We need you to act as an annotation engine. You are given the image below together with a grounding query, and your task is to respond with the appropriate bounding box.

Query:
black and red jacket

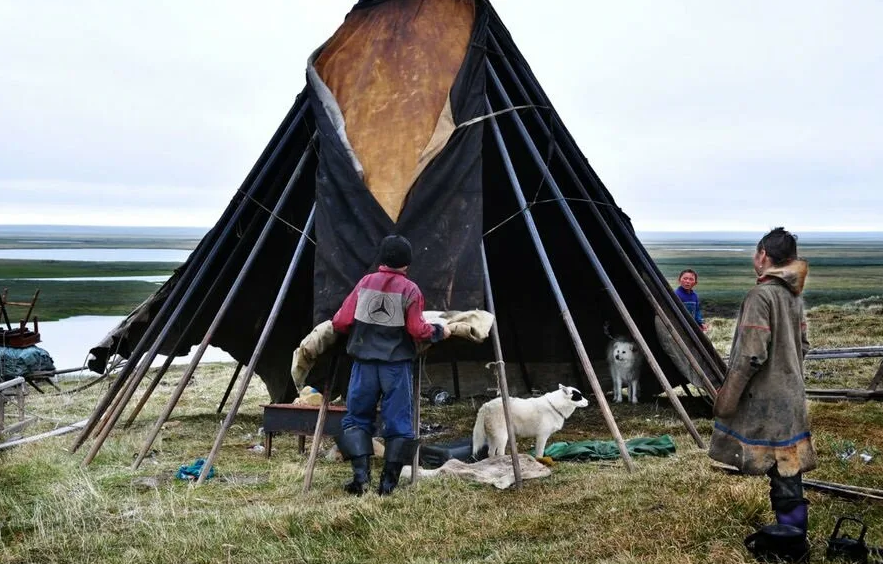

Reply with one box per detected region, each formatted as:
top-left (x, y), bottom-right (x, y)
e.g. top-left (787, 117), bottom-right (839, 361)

top-left (331, 266), bottom-right (444, 362)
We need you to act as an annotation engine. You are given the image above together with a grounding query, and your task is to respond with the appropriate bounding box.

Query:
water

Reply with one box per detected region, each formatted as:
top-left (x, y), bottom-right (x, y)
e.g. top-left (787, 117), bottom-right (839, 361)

top-left (0, 248), bottom-right (191, 262)
top-left (15, 276), bottom-right (170, 282)
top-left (31, 316), bottom-right (234, 375)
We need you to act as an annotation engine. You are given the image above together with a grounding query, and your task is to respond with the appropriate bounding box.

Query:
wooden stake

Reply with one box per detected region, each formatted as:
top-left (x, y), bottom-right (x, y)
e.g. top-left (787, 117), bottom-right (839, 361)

top-left (481, 243), bottom-right (522, 488)
top-left (302, 358), bottom-right (338, 493)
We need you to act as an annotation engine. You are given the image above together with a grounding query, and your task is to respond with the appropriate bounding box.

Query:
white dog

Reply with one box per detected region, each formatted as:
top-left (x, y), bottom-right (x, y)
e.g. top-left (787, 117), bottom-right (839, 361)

top-left (472, 384), bottom-right (589, 459)
top-left (608, 339), bottom-right (644, 403)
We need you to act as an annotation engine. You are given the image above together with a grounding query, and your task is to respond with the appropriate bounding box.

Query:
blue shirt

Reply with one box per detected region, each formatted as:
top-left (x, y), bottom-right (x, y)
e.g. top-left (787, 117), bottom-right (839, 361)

top-left (675, 286), bottom-right (704, 325)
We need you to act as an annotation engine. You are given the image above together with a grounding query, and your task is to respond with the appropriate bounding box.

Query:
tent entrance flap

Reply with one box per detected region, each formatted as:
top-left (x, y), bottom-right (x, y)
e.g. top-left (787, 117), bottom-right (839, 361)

top-left (313, 0), bottom-right (475, 222)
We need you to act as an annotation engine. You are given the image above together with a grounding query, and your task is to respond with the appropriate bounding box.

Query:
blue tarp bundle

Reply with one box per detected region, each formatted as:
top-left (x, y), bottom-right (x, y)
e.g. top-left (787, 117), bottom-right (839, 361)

top-left (0, 345), bottom-right (55, 380)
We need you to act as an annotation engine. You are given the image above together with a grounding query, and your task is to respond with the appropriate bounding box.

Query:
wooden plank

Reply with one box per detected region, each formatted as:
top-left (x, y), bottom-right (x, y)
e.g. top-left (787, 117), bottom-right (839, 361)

top-left (0, 419), bottom-right (87, 450)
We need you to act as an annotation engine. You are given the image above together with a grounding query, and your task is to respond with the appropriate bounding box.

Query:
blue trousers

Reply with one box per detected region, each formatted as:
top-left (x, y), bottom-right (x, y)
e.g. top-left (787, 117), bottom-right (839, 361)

top-left (341, 360), bottom-right (414, 439)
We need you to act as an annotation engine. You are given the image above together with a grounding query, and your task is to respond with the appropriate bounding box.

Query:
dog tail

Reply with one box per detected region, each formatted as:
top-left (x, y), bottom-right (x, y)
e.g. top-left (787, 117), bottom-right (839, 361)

top-left (472, 406), bottom-right (487, 455)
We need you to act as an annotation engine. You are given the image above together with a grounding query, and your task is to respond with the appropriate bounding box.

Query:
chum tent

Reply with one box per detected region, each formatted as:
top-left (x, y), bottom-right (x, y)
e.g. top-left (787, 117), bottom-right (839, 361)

top-left (75, 0), bottom-right (727, 475)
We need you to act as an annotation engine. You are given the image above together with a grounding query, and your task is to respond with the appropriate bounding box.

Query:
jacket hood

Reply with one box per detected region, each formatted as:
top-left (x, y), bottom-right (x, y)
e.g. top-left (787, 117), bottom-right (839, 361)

top-left (758, 259), bottom-right (809, 295)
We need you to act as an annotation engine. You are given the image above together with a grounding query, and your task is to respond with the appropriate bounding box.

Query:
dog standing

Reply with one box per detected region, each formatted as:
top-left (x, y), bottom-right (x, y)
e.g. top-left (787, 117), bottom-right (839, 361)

top-left (608, 339), bottom-right (644, 403)
top-left (472, 384), bottom-right (589, 459)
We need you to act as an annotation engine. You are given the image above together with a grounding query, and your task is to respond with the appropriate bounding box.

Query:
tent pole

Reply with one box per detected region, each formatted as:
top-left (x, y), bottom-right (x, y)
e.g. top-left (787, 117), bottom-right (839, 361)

top-left (132, 148), bottom-right (317, 470)
top-left (302, 356), bottom-right (338, 493)
top-left (217, 363), bottom-right (245, 414)
top-left (95, 355), bottom-right (175, 436)
top-left (480, 242), bottom-right (523, 488)
top-left (72, 100), bottom-right (310, 454)
top-left (97, 193), bottom-right (275, 438)
top-left (485, 105), bottom-right (636, 472)
top-left (121, 170), bottom-right (304, 430)
top-left (486, 35), bottom-right (726, 382)
top-left (195, 206), bottom-right (317, 482)
top-left (484, 84), bottom-right (706, 449)
top-left (411, 355), bottom-right (423, 485)
top-left (484, 47), bottom-right (719, 398)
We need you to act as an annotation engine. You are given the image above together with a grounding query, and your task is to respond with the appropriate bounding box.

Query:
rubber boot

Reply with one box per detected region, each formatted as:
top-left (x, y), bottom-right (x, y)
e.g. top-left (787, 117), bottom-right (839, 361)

top-left (335, 427), bottom-right (374, 496)
top-left (776, 499), bottom-right (809, 532)
top-left (378, 437), bottom-right (419, 496)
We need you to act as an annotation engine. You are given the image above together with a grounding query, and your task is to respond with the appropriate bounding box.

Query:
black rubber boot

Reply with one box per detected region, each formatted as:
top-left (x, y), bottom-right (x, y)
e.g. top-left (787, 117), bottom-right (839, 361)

top-left (378, 437), bottom-right (419, 496)
top-left (335, 427), bottom-right (374, 496)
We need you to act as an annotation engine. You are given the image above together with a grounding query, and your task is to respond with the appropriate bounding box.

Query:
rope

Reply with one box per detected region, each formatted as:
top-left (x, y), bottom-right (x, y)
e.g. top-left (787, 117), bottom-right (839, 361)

top-left (233, 133), bottom-right (318, 245)
top-left (483, 196), bottom-right (616, 238)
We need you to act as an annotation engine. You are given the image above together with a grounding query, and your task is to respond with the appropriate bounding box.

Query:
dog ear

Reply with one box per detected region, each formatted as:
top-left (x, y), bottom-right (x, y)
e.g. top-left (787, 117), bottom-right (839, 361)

top-left (630, 344), bottom-right (636, 352)
top-left (558, 383), bottom-right (566, 392)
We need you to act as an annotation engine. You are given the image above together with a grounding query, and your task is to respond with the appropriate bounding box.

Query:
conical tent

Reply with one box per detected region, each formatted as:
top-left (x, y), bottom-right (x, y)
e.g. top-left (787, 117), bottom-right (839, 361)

top-left (76, 0), bottom-right (727, 470)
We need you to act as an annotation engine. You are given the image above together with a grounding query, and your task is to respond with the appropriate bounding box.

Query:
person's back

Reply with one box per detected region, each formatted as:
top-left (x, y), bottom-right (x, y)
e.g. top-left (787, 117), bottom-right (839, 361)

top-left (333, 266), bottom-right (432, 362)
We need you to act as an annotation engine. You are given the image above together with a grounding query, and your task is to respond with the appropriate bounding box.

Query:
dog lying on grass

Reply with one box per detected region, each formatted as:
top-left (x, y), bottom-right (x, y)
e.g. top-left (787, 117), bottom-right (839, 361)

top-left (472, 384), bottom-right (589, 459)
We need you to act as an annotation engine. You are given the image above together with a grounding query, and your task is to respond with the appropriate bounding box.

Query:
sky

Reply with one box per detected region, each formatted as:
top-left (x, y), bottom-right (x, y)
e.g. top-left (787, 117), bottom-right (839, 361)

top-left (2, 1), bottom-right (881, 232)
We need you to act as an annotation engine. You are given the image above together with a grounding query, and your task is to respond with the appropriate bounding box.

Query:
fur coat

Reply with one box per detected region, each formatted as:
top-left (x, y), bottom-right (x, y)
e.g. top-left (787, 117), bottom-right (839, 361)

top-left (709, 259), bottom-right (817, 476)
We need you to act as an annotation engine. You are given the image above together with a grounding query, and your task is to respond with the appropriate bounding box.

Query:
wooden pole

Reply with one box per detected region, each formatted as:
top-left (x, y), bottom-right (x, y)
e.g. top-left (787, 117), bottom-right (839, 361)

top-left (130, 144), bottom-right (316, 470)
top-left (193, 206), bottom-right (316, 482)
top-left (484, 48), bottom-right (718, 399)
top-left (120, 355), bottom-right (177, 429)
top-left (486, 107), bottom-right (636, 472)
top-left (480, 243), bottom-right (522, 488)
top-left (486, 32), bottom-right (727, 382)
top-left (72, 99), bottom-right (310, 454)
top-left (484, 84), bottom-right (706, 449)
top-left (217, 363), bottom-right (245, 413)
top-left (411, 355), bottom-right (423, 485)
top-left (302, 357), bottom-right (339, 493)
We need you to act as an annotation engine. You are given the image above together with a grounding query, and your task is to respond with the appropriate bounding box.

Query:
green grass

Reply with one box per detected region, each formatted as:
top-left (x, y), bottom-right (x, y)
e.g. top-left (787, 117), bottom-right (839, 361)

top-left (2, 348), bottom-right (882, 563)
top-left (1, 260), bottom-right (181, 322)
top-left (649, 241), bottom-right (883, 317)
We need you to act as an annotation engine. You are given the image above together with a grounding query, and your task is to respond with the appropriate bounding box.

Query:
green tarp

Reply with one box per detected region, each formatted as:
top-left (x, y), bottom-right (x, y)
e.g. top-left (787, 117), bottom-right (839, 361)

top-left (540, 435), bottom-right (677, 461)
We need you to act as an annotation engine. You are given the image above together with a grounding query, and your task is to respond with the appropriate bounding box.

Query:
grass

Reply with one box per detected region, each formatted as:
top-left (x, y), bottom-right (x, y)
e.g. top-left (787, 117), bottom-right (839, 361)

top-left (2, 301), bottom-right (883, 564)
top-left (1, 260), bottom-right (181, 322)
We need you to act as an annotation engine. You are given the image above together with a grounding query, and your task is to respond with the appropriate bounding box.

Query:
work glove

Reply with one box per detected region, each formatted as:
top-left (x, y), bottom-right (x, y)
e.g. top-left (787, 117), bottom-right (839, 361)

top-left (713, 370), bottom-right (751, 419)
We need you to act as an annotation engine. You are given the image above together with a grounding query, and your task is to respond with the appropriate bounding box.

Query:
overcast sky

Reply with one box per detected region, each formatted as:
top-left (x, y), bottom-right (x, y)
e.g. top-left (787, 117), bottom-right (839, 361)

top-left (2, 1), bottom-right (881, 232)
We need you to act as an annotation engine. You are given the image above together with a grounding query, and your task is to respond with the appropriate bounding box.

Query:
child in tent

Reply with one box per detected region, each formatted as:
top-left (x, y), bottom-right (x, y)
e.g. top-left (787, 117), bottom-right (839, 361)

top-left (675, 268), bottom-right (707, 331)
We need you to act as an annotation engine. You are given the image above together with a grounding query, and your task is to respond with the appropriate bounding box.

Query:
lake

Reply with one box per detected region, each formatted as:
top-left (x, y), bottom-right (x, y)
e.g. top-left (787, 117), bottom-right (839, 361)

top-left (0, 248), bottom-right (191, 262)
top-left (34, 315), bottom-right (234, 376)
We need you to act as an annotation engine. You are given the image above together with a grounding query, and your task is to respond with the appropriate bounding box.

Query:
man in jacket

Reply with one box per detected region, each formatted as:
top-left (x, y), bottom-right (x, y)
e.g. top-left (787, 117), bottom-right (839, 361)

top-left (710, 227), bottom-right (816, 532)
top-left (332, 235), bottom-right (451, 495)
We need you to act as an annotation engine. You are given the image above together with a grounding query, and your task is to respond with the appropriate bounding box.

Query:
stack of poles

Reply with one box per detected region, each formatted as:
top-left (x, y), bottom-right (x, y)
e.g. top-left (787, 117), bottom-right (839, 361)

top-left (131, 145), bottom-right (318, 470)
top-left (487, 33), bottom-right (721, 399)
top-left (71, 95), bottom-right (310, 462)
top-left (487, 28), bottom-right (727, 384)
top-left (484, 45), bottom-right (706, 450)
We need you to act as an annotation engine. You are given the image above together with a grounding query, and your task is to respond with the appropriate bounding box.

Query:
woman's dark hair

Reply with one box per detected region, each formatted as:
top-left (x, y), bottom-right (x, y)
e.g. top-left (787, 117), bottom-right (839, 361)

top-left (757, 227), bottom-right (798, 266)
top-left (678, 268), bottom-right (698, 280)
